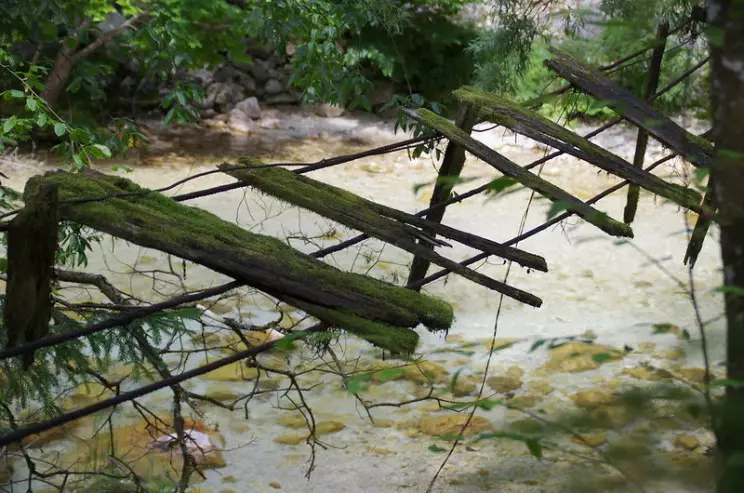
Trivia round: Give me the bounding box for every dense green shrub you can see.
[347,10,480,110]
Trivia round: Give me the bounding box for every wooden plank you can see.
[403,107,634,238]
[408,101,479,289]
[222,165,544,307]
[625,22,670,224]
[28,169,456,354]
[454,87,704,216]
[545,48,715,168]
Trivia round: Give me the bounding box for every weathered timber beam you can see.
[408,101,479,290]
[685,174,718,268]
[26,169,455,354]
[454,86,705,216]
[544,48,715,168]
[403,107,633,239]
[220,165,544,307]
[625,22,670,224]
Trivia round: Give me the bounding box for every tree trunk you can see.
[40,43,77,107]
[709,1,744,491]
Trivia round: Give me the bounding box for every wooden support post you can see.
[624,22,670,224]
[4,184,59,369]
[684,173,718,267]
[406,102,478,291]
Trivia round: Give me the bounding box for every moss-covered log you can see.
[27,169,456,354]
[220,164,545,307]
[403,107,634,239]
[544,48,715,169]
[454,86,705,216]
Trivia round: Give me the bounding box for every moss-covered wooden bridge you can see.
[0,37,717,447]
[7,47,714,361]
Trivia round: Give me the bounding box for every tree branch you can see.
[72,13,146,63]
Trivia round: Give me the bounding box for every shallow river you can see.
[1,109,725,493]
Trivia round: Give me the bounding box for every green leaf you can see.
[428,444,447,453]
[9,90,24,99]
[449,368,463,393]
[525,439,543,459]
[171,307,201,320]
[413,180,433,195]
[530,339,546,352]
[274,331,307,350]
[26,97,37,112]
[709,378,744,389]
[346,373,372,393]
[3,116,17,133]
[652,323,678,335]
[546,201,573,220]
[476,399,502,411]
[0,257,7,274]
[486,176,518,196]
[87,144,112,159]
[376,368,404,383]
[713,285,744,298]
[72,153,86,169]
[54,122,66,137]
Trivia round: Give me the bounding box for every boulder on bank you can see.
[235,96,262,120]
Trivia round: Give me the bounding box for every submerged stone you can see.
[203,360,259,381]
[416,415,493,437]
[571,390,616,409]
[674,434,701,451]
[536,342,625,375]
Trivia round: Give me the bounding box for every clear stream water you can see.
[1,110,724,492]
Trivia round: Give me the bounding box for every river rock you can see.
[228,108,256,133]
[416,415,493,437]
[206,82,246,112]
[203,360,259,381]
[312,102,345,118]
[398,361,449,385]
[265,79,284,95]
[63,382,114,409]
[622,366,673,381]
[674,434,700,451]
[486,366,524,393]
[570,432,608,447]
[72,418,225,480]
[239,59,270,83]
[214,65,257,93]
[571,390,615,409]
[676,367,707,385]
[536,342,625,375]
[235,96,262,120]
[369,80,395,107]
[274,421,345,445]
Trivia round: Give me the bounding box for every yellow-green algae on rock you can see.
[27,169,454,355]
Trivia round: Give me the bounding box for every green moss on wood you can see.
[455,86,704,213]
[27,170,454,352]
[221,164,545,307]
[290,300,420,356]
[405,107,634,238]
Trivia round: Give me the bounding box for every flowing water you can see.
[1,109,724,492]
